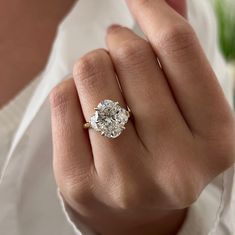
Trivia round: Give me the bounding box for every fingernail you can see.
[107,24,122,34]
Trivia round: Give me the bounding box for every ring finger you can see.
[73,49,141,169]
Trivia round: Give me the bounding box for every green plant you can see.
[212,0,235,61]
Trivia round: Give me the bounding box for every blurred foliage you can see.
[212,0,235,61]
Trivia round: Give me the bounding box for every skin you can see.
[1,0,235,234]
[0,0,182,108]
[0,0,75,108]
[50,1,235,235]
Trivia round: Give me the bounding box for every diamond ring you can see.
[83,99,131,138]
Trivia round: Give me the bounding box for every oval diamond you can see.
[90,100,129,138]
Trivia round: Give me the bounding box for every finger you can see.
[125,0,231,136]
[73,49,141,168]
[167,0,187,18]
[50,79,93,189]
[106,25,189,147]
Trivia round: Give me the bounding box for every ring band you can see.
[83,122,91,129]
[83,99,131,138]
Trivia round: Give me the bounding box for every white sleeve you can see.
[58,190,97,235]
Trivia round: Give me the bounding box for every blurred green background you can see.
[212,0,235,61]
[211,0,235,103]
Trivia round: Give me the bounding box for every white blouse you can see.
[0,1,234,235]
[0,78,39,174]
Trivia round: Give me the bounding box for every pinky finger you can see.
[50,79,93,192]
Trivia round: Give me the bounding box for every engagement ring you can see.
[84,99,131,138]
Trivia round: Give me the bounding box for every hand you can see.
[50,0,235,234]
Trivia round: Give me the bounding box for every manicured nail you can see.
[107,24,122,34]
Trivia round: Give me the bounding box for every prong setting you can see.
[87,100,130,138]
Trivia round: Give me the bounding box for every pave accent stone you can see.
[90,100,130,138]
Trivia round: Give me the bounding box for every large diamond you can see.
[90,100,130,138]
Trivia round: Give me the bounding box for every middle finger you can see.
[106,26,189,147]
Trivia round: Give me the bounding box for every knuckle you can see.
[174,180,200,208]
[201,111,235,171]
[114,179,158,210]
[168,181,199,209]
[157,23,197,62]
[61,170,94,205]
[115,39,152,70]
[64,182,91,205]
[155,165,201,209]
[212,116,235,169]
[73,49,109,88]
[116,191,144,210]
